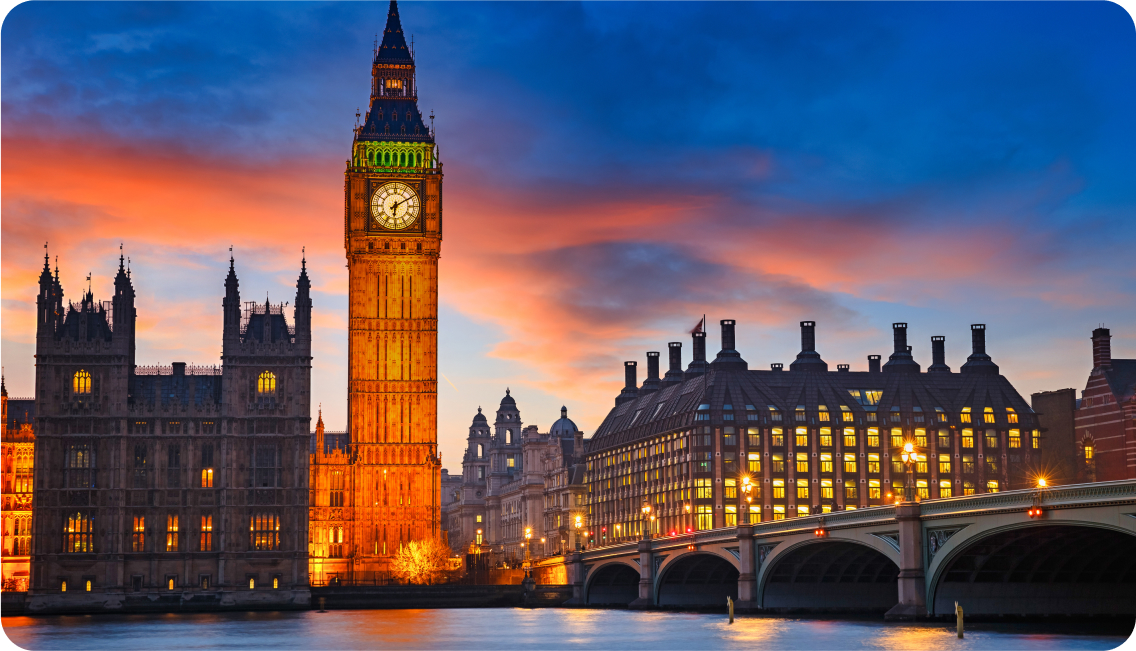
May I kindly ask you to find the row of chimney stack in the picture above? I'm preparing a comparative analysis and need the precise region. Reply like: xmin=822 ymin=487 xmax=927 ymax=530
xmin=615 ymin=320 xmax=1000 ymax=406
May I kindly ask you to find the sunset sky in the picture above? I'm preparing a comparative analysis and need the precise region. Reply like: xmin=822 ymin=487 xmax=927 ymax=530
xmin=3 ymin=1 xmax=1134 ymax=470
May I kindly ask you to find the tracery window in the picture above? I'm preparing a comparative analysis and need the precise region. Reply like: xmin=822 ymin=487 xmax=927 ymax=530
xmin=73 ymin=370 xmax=91 ymax=394
xmin=65 ymin=512 xmax=94 ymax=553
xmin=166 ymin=514 xmax=179 ymax=552
xmin=250 ymin=513 xmax=280 ymax=551
xmin=132 ymin=516 xmax=145 ymax=552
xmin=257 ymin=371 xmax=276 ymax=395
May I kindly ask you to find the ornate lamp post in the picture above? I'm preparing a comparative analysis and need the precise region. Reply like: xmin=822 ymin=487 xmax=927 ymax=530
xmin=573 ymin=514 xmax=583 ymax=551
xmin=740 ymin=475 xmax=753 ymax=524
xmin=900 ymin=441 xmax=922 ymax=503
xmin=684 ymin=502 xmax=692 ymax=533
xmin=641 ymin=501 xmax=652 ymax=540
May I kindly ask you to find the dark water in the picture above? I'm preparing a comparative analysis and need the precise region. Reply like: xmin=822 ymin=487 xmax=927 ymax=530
xmin=3 ymin=609 xmax=1133 ymax=650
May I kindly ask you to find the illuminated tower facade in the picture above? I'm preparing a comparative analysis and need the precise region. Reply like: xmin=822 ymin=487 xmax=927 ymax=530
xmin=342 ymin=0 xmax=441 ymax=578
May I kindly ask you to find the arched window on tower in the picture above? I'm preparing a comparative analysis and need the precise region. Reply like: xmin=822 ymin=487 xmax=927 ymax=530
xmin=477 ymin=444 xmax=484 ymax=459
xmin=258 ymin=371 xmax=276 ymax=395
xmin=73 ymin=370 xmax=92 ymax=394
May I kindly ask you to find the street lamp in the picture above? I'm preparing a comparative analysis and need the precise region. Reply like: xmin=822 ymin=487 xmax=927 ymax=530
xmin=900 ymin=441 xmax=921 ymax=503
xmin=573 ymin=514 xmax=583 ymax=551
xmin=641 ymin=502 xmax=652 ymax=540
xmin=740 ymin=475 xmax=753 ymax=525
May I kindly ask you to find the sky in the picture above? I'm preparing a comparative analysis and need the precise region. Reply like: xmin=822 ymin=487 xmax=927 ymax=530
xmin=2 ymin=1 xmax=1135 ymax=471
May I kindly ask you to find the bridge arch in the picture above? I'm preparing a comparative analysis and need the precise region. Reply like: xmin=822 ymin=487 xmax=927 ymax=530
xmin=758 ymin=538 xmax=900 ymax=612
xmin=927 ymin=521 xmax=1136 ymax=616
xmin=654 ymin=550 xmax=739 ymax=608
xmin=584 ymin=559 xmax=640 ymax=606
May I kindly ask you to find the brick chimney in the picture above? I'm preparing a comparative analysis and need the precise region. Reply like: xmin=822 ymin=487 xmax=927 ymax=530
xmin=790 ymin=320 xmax=827 ymax=372
xmin=616 ymin=361 xmax=639 ymax=406
xmin=1092 ymin=327 xmax=1112 ymax=370
xmin=868 ymin=355 xmax=881 ymax=373
xmin=662 ymin=342 xmax=684 ymax=386
xmin=641 ymin=352 xmax=662 ymax=394
xmin=928 ymin=336 xmax=950 ymax=373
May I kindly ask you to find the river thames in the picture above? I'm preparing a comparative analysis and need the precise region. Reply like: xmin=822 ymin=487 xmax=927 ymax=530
xmin=2 ymin=609 xmax=1133 ymax=650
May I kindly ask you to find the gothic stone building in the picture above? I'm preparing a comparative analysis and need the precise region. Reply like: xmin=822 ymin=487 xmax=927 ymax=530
xmin=27 ymin=252 xmax=311 ymax=612
xmin=2 ymin=379 xmax=35 ymax=591
xmin=443 ymin=392 xmax=587 ymax=564
xmin=583 ymin=320 xmax=1042 ymax=542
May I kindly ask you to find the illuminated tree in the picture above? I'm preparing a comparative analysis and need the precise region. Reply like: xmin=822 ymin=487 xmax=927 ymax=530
xmin=391 ymin=538 xmax=449 ymax=585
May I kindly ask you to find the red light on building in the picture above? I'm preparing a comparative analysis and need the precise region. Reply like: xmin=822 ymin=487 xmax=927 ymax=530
xmin=814 ymin=528 xmax=828 ymax=538
xmin=1028 ymin=506 xmax=1045 ymax=519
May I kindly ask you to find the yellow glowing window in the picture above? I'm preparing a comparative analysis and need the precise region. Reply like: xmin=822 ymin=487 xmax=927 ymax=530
xmin=795 ymin=428 xmax=808 ymax=447
xmin=868 ymin=479 xmax=881 ymax=499
xmin=843 ymin=428 xmax=856 ymax=448
xmin=773 ymin=505 xmax=786 ymax=520
xmin=986 ymin=480 xmax=999 ymax=493
xmin=795 ymin=457 xmax=808 ymax=473
xmin=939 ymin=458 xmax=951 ymax=474
xmin=1084 ymin=444 xmax=1094 ymax=460
xmin=820 ymin=454 xmax=833 ymax=473
xmin=86 ymin=580 xmax=92 ymax=592
xmin=132 ymin=516 xmax=145 ymax=552
xmin=841 ymin=407 xmax=854 ymax=423
xmin=867 ymin=428 xmax=880 ymax=448
xmin=962 ymin=429 xmax=974 ymax=448
xmin=73 ymin=370 xmax=92 ymax=394
xmin=273 ymin=577 xmax=279 ymax=589
xmin=385 ymin=78 xmax=403 ymax=89
xmin=890 ymin=429 xmax=904 ymax=448
xmin=820 ymin=479 xmax=833 ymax=499
xmin=201 ymin=515 xmax=213 ymax=552
xmin=868 ymin=453 xmax=880 ymax=474
xmin=747 ymin=452 xmax=761 ymax=473
xmin=797 ymin=505 xmax=810 ymax=517
xmin=257 ymin=371 xmax=276 ymax=395
xmin=915 ymin=429 xmax=927 ymax=447
xmin=771 ymin=428 xmax=785 ymax=447
xmin=61 ymin=580 xmax=67 ymax=592
xmin=724 ymin=478 xmax=737 ymax=500
xmin=1009 ymin=429 xmax=1021 ymax=448
xmin=249 ymin=577 xmax=256 ymax=589
xmin=1006 ymin=408 xmax=1018 ymax=424
xmin=916 ymin=479 xmax=929 ymax=499
xmin=819 ymin=407 xmax=830 ymax=422
xmin=168 ymin=578 xmax=175 ymax=591
xmin=820 ymin=428 xmax=832 ymax=447
xmin=939 ymin=480 xmax=953 ymax=498
xmin=772 ymin=479 xmax=785 ymax=499
xmin=961 ymin=407 xmax=972 ymax=423
xmin=166 ymin=514 xmax=179 ymax=552
xmin=1032 ymin=430 xmax=1040 ymax=449
xmin=984 ymin=407 xmax=996 ymax=424
xmin=695 ymin=478 xmax=713 ymax=499
xmin=201 ymin=468 xmax=213 ymax=488
xmin=985 ymin=430 xmax=999 ymax=449
xmin=797 ymin=484 xmax=809 ymax=499
xmin=844 ymin=456 xmax=857 ymax=473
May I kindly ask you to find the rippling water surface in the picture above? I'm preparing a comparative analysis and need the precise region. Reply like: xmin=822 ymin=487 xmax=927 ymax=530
xmin=3 ymin=609 xmax=1133 ymax=650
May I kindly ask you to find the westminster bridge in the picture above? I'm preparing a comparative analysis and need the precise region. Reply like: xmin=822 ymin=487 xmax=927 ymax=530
xmin=536 ymin=479 xmax=1136 ymax=618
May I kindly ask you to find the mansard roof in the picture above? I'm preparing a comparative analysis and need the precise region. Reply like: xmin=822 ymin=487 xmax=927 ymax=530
xmin=588 ymin=366 xmax=1036 ymax=454
xmin=1103 ymin=359 xmax=1136 ymax=403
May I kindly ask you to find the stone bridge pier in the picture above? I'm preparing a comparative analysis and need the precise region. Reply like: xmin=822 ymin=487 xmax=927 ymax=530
xmin=559 ymin=480 xmax=1136 ymax=618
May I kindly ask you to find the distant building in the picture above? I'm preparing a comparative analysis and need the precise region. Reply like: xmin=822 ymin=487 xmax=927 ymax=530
xmin=442 ymin=392 xmax=587 ymax=564
xmin=27 ymin=251 xmax=311 ymax=611
xmin=307 ymin=413 xmax=352 ymax=585
xmin=1031 ymin=388 xmax=1079 ymax=485
xmin=2 ymin=379 xmax=35 ymax=591
xmin=1073 ymin=328 xmax=1136 ymax=481
xmin=584 ymin=320 xmax=1042 ymax=539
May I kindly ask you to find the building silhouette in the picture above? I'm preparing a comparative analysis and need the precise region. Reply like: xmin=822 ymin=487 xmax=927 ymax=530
xmin=308 ymin=0 xmax=443 ymax=582
xmin=26 ymin=250 xmax=311 ymax=611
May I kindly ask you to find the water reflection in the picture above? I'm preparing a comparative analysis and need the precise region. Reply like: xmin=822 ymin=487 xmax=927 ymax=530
xmin=2 ymin=609 xmax=1131 ymax=651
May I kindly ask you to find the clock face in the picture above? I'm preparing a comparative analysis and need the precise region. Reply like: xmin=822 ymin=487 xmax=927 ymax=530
xmin=370 ymin=182 xmax=421 ymax=230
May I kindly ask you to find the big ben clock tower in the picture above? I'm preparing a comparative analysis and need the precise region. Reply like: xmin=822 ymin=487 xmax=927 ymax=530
xmin=341 ymin=0 xmax=441 ymax=578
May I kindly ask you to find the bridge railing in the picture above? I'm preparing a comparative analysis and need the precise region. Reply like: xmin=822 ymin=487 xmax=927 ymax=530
xmin=919 ymin=477 xmax=1136 ymax=516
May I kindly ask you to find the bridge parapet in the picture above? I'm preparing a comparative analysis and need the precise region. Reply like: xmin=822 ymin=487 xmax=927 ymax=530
xmin=920 ymin=478 xmax=1136 ymax=517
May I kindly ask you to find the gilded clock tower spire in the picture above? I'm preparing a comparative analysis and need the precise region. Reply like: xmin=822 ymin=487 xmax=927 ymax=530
xmin=335 ymin=0 xmax=442 ymax=579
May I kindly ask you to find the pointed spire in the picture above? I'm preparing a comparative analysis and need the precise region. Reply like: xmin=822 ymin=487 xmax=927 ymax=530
xmin=376 ymin=0 xmax=412 ymax=63
xmin=1 ymin=371 xmax=7 ymax=398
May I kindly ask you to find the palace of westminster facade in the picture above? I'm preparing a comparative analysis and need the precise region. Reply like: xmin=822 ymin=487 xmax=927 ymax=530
xmin=11 ymin=0 xmax=1114 ymax=607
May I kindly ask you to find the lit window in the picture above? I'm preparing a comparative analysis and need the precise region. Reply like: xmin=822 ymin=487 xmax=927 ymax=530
xmin=868 ymin=479 xmax=881 ymax=499
xmin=724 ymin=505 xmax=737 ymax=527
xmin=1032 ymin=430 xmax=1040 ymax=449
xmin=132 ymin=516 xmax=145 ymax=552
xmin=961 ymin=407 xmax=972 ymax=423
xmin=73 ymin=370 xmax=92 ymax=394
xmin=845 ymin=484 xmax=858 ymax=500
xmin=938 ymin=429 xmax=950 ymax=448
xmin=168 ymin=577 xmax=175 ymax=591
xmin=939 ymin=458 xmax=951 ymax=475
xmin=1084 ymin=443 xmax=1094 ymax=461
xmin=936 ymin=407 xmax=947 ymax=423
xmin=86 ymin=580 xmax=92 ymax=592
xmin=818 ymin=407 xmax=830 ymax=422
xmin=844 ymin=456 xmax=858 ymax=474
xmin=773 ymin=505 xmax=786 ymax=521
xmin=868 ymin=454 xmax=880 ymax=474
xmin=820 ymin=479 xmax=833 ymax=499
xmin=273 ymin=577 xmax=279 ymax=589
xmin=841 ymin=407 xmax=854 ymax=423
xmin=795 ymin=456 xmax=808 ymax=473
xmin=795 ymin=427 xmax=808 ymax=447
xmin=985 ymin=430 xmax=999 ymax=449
xmin=1006 ymin=408 xmax=1018 ymax=424
xmin=771 ymin=454 xmax=785 ymax=473
xmin=916 ymin=479 xmax=929 ymax=500
xmin=695 ymin=478 xmax=713 ymax=499
xmin=724 ymin=478 xmax=737 ymax=500
xmin=771 ymin=428 xmax=785 ymax=447
xmin=797 ymin=505 xmax=810 ymax=517
xmin=890 ymin=429 xmax=904 ymax=448
xmin=65 ymin=512 xmax=94 ymax=553
xmin=696 ymin=506 xmax=713 ymax=531
xmin=201 ymin=468 xmax=213 ymax=488
xmin=747 ymin=452 xmax=761 ymax=473
xmin=986 ymin=480 xmax=999 ymax=493
xmin=867 ymin=428 xmax=880 ymax=448
xmin=250 ymin=513 xmax=280 ymax=551
xmin=843 ymin=429 xmax=856 ymax=448
xmin=962 ymin=455 xmax=975 ymax=474
xmin=257 ymin=371 xmax=276 ymax=395
xmin=961 ymin=429 xmax=974 ymax=448
xmin=939 ymin=480 xmax=952 ymax=498
xmin=61 ymin=580 xmax=67 ymax=592
xmin=983 ymin=407 xmax=995 ymax=424
xmin=201 ymin=515 xmax=214 ymax=551
xmin=915 ymin=429 xmax=927 ymax=447
xmin=166 ymin=514 xmax=179 ymax=552
xmin=963 ymin=481 xmax=975 ymax=496
xmin=772 ymin=479 xmax=785 ymax=499
xmin=1009 ymin=430 xmax=1021 ymax=448
xmin=820 ymin=454 xmax=833 ymax=473
xmin=819 ymin=428 xmax=832 ymax=447
xmin=797 ymin=484 xmax=809 ymax=500
xmin=249 ymin=577 xmax=256 ymax=590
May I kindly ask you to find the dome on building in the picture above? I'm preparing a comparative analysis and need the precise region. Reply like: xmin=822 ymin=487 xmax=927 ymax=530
xmin=549 ymin=406 xmax=579 ymax=438
xmin=499 ymin=387 xmax=516 ymax=408
xmin=471 ymin=407 xmax=488 ymax=427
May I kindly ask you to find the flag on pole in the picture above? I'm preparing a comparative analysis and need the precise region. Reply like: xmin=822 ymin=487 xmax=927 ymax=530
xmin=691 ymin=316 xmax=705 ymax=334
